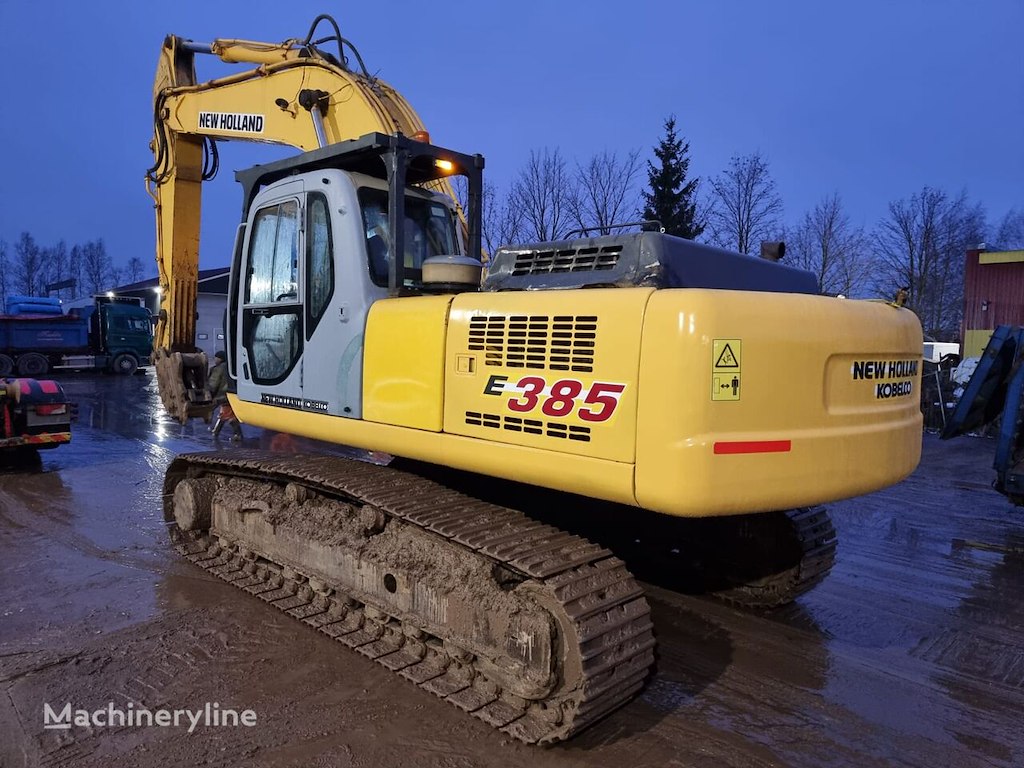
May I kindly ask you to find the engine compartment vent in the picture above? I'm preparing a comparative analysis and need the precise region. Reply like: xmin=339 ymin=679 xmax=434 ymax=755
xmin=510 ymin=245 xmax=622 ymax=276
xmin=465 ymin=411 xmax=592 ymax=442
xmin=467 ymin=315 xmax=597 ymax=372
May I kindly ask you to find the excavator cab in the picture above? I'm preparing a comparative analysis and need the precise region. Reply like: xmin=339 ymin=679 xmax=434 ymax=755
xmin=226 ymin=132 xmax=484 ymax=421
xmin=235 ymin=132 xmax=483 ymax=294
xmin=154 ymin=132 xmax=482 ymax=424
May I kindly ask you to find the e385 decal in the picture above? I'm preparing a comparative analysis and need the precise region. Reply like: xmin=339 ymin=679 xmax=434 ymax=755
xmin=482 ymin=375 xmax=625 ymax=423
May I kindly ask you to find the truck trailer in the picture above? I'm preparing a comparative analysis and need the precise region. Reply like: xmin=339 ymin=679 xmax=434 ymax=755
xmin=0 ymin=377 xmax=72 ymax=453
xmin=0 ymin=296 xmax=153 ymax=377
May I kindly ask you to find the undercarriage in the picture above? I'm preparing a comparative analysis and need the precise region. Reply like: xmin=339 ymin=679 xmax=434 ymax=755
xmin=166 ymin=451 xmax=656 ymax=744
xmin=166 ymin=450 xmax=835 ymax=741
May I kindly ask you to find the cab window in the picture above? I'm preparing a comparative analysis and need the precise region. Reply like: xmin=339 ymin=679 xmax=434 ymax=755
xmin=306 ymin=192 xmax=333 ymax=336
xmin=244 ymin=198 xmax=302 ymax=384
xmin=246 ymin=200 xmax=299 ymax=303
xmin=358 ymin=189 xmax=459 ymax=287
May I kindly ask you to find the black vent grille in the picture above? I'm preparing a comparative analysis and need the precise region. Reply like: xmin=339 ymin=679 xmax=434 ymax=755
xmin=511 ymin=245 xmax=622 ymax=276
xmin=465 ymin=411 xmax=591 ymax=442
xmin=467 ymin=315 xmax=597 ymax=372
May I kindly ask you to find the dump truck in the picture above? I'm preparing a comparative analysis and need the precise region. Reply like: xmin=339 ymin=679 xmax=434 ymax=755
xmin=147 ymin=15 xmax=923 ymax=743
xmin=0 ymin=295 xmax=153 ymax=377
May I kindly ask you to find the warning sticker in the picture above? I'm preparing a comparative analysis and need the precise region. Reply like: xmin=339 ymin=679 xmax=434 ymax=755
xmin=712 ymin=373 xmax=741 ymax=401
xmin=712 ymin=339 xmax=742 ymax=401
xmin=713 ymin=339 xmax=741 ymax=370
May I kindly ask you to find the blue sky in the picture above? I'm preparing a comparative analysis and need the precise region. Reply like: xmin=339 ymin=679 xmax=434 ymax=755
xmin=0 ymin=0 xmax=1021 ymax=273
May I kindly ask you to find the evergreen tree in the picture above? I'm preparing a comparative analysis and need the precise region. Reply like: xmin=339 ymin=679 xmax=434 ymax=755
xmin=642 ymin=116 xmax=703 ymax=239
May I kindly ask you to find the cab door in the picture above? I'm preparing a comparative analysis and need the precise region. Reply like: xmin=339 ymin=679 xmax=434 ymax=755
xmin=235 ymin=182 xmax=305 ymax=410
xmin=296 ymin=182 xmax=377 ymax=418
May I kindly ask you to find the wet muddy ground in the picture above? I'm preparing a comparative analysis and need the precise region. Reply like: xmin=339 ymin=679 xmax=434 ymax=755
xmin=1 ymin=372 xmax=1022 ymax=767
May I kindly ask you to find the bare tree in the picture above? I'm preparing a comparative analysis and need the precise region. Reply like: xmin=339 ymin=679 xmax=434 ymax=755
xmin=43 ymin=240 xmax=71 ymax=299
xmin=82 ymin=239 xmax=114 ymax=296
xmin=509 ymin=148 xmax=575 ymax=242
xmin=872 ymin=187 xmax=986 ymax=339
xmin=447 ymin=177 xmax=522 ymax=266
xmin=69 ymin=244 xmax=84 ymax=299
xmin=569 ymin=149 xmax=643 ymax=235
xmin=706 ymin=152 xmax=784 ymax=254
xmin=0 ymin=241 xmax=8 ymax=306
xmin=787 ymin=193 xmax=868 ymax=296
xmin=125 ymin=256 xmax=146 ymax=283
xmin=13 ymin=232 xmax=43 ymax=296
xmin=995 ymin=207 xmax=1024 ymax=249
xmin=483 ymin=185 xmax=526 ymax=256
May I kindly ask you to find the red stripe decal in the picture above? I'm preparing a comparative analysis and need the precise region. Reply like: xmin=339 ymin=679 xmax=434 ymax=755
xmin=714 ymin=440 xmax=792 ymax=455
xmin=38 ymin=380 xmax=59 ymax=394
xmin=17 ymin=379 xmax=32 ymax=394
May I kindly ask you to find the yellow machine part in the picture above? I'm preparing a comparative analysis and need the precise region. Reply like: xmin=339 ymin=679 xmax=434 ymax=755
xmin=363 ymin=295 xmax=455 ymax=431
xmin=963 ymin=329 xmax=994 ymax=359
xmin=232 ymin=288 xmax=922 ymax=519
xmin=443 ymin=289 xmax=651 ymax=464
xmin=634 ymin=290 xmax=923 ymax=516
xmin=158 ymin=65 xmax=406 ymax=153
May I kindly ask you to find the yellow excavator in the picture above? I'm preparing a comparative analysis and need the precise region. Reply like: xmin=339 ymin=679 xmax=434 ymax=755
xmin=148 ymin=15 xmax=923 ymax=744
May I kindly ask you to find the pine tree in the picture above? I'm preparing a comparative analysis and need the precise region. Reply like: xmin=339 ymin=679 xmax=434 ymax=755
xmin=642 ymin=116 xmax=703 ymax=239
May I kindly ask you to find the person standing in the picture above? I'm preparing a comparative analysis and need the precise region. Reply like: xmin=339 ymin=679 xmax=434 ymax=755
xmin=208 ymin=351 xmax=243 ymax=441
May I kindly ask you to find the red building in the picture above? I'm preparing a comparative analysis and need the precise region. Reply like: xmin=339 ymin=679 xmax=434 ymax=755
xmin=961 ymin=248 xmax=1024 ymax=358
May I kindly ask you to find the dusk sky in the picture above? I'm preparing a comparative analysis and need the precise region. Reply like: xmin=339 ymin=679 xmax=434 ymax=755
xmin=1 ymin=1 xmax=1021 ymax=275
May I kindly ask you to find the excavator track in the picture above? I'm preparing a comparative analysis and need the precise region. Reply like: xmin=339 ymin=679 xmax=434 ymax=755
xmin=708 ymin=506 xmax=837 ymax=608
xmin=391 ymin=462 xmax=838 ymax=611
xmin=589 ymin=505 xmax=837 ymax=609
xmin=164 ymin=451 xmax=655 ymax=744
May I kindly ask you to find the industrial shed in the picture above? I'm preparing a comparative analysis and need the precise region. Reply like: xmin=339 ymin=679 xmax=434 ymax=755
xmin=961 ymin=248 xmax=1024 ymax=358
